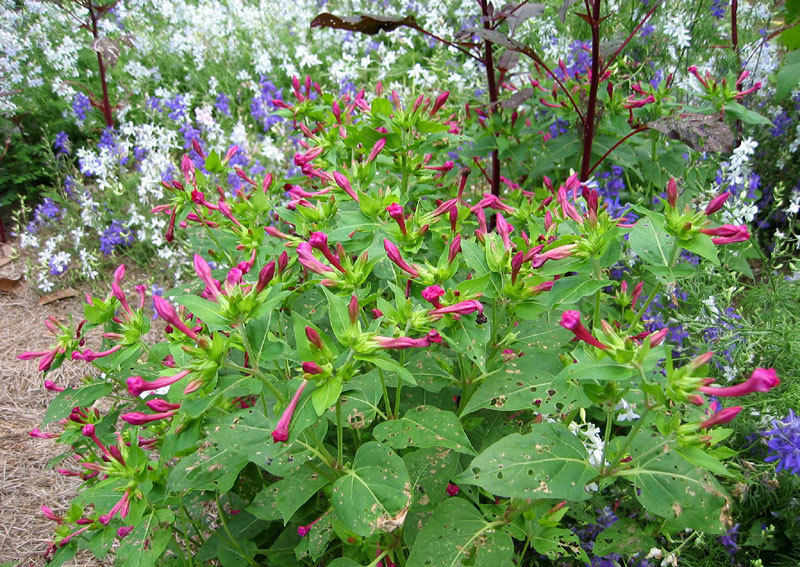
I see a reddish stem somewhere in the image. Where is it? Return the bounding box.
[579,0,602,181]
[586,126,648,177]
[479,0,501,198]
[87,2,114,128]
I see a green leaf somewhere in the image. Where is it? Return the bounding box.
[554,359,633,382]
[404,350,454,392]
[528,523,589,563]
[274,464,331,523]
[173,294,230,328]
[43,382,113,424]
[510,319,572,353]
[355,353,417,385]
[776,59,800,99]
[331,442,411,536]
[462,356,589,415]
[406,498,514,567]
[617,435,728,533]
[167,439,249,493]
[373,405,475,454]
[455,424,597,500]
[322,288,352,343]
[629,215,675,268]
[312,374,344,416]
[593,518,657,556]
[371,97,393,117]
[115,509,174,567]
[724,102,774,126]
[244,312,286,366]
[418,120,449,133]
[295,510,334,561]
[681,233,719,265]
[403,447,460,547]
[547,275,612,308]
[204,150,223,173]
[460,239,489,276]
[441,318,490,372]
[246,484,282,521]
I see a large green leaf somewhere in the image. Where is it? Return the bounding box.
[406,498,514,567]
[403,447,460,547]
[115,509,174,567]
[167,439,249,493]
[404,350,455,392]
[462,357,589,416]
[509,319,571,353]
[441,318,490,372]
[593,518,657,556]
[547,275,612,309]
[454,424,597,500]
[616,435,728,533]
[173,294,230,328]
[373,405,475,454]
[43,382,113,424]
[629,215,674,268]
[554,359,633,382]
[331,442,411,536]
[274,464,331,523]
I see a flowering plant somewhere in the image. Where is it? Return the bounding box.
[24,71,782,566]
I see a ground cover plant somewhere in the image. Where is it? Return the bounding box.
[6,0,800,565]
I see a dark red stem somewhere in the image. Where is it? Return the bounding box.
[586,126,648,177]
[579,0,602,181]
[479,0,501,198]
[88,2,114,128]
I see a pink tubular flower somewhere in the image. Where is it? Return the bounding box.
[41,505,63,524]
[127,369,192,397]
[333,171,359,201]
[698,368,779,397]
[699,406,743,429]
[194,254,221,299]
[71,345,123,363]
[422,285,445,308]
[386,203,407,236]
[704,192,731,215]
[297,242,336,275]
[30,428,59,439]
[298,516,321,537]
[272,380,309,443]
[121,411,178,426]
[448,235,462,264]
[560,311,607,349]
[145,399,181,412]
[348,295,359,324]
[469,193,515,214]
[429,300,484,318]
[666,178,678,208]
[557,186,583,224]
[430,91,449,116]
[495,213,514,251]
[98,489,132,525]
[309,232,345,272]
[44,380,65,392]
[647,328,669,347]
[367,138,386,163]
[700,224,750,245]
[153,296,199,340]
[117,526,134,538]
[383,239,420,278]
[374,329,442,350]
[18,347,62,372]
[256,261,276,294]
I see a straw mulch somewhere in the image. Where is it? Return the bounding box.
[0,247,108,566]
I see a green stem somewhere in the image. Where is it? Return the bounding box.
[609,406,651,473]
[306,427,338,472]
[336,397,344,467]
[600,405,614,476]
[215,494,258,566]
[378,367,393,419]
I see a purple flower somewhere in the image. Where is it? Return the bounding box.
[165,94,187,121]
[710,0,726,19]
[72,92,90,122]
[99,220,136,255]
[215,92,231,116]
[764,410,800,475]
[718,523,740,555]
[53,131,70,156]
[640,23,655,38]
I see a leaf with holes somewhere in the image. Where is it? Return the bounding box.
[593,518,657,556]
[547,275,612,308]
[462,356,589,415]
[617,435,728,533]
[647,113,734,153]
[114,509,173,567]
[295,510,334,562]
[454,424,597,501]
[404,350,454,393]
[498,2,546,34]
[406,498,514,567]
[310,13,420,35]
[441,318,490,372]
[554,360,633,382]
[274,464,331,524]
[167,439,248,493]
[328,370,384,428]
[331,442,411,536]
[373,405,475,455]
[43,382,113,424]
[510,319,572,354]
[402,447,459,547]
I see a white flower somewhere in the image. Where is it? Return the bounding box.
[615,399,641,422]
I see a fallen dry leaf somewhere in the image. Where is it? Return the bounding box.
[38,288,78,305]
[0,275,22,292]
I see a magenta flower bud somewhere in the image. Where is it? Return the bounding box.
[689,351,714,371]
[704,192,730,215]
[153,296,199,340]
[560,311,607,349]
[302,361,323,375]
[145,399,181,412]
[192,139,205,159]
[700,224,750,245]
[699,406,743,429]
[226,267,243,287]
[256,261,276,293]
[687,394,705,406]
[647,328,669,346]
[127,370,191,397]
[446,482,459,496]
[121,411,177,426]
[41,505,63,524]
[430,91,450,116]
[117,526,134,538]
[698,368,779,397]
[44,380,65,392]
[367,137,386,163]
[386,203,407,235]
[348,295,359,324]
[333,171,358,201]
[429,300,484,317]
[448,235,462,264]
[422,285,445,307]
[666,178,678,208]
[298,517,321,537]
[495,213,514,251]
[112,264,126,286]
[272,380,309,443]
[297,242,336,275]
[309,232,345,272]
[511,252,525,284]
[305,326,324,351]
[221,145,239,166]
[30,428,59,439]
[384,239,419,278]
[630,282,644,310]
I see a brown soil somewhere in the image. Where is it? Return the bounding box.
[0,245,106,566]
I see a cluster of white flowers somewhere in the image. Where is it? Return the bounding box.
[716,137,760,226]
[568,411,606,469]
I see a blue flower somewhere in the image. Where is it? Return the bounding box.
[53,131,70,156]
[764,410,800,475]
[710,0,726,19]
[215,92,231,116]
[99,220,136,255]
[72,92,91,122]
